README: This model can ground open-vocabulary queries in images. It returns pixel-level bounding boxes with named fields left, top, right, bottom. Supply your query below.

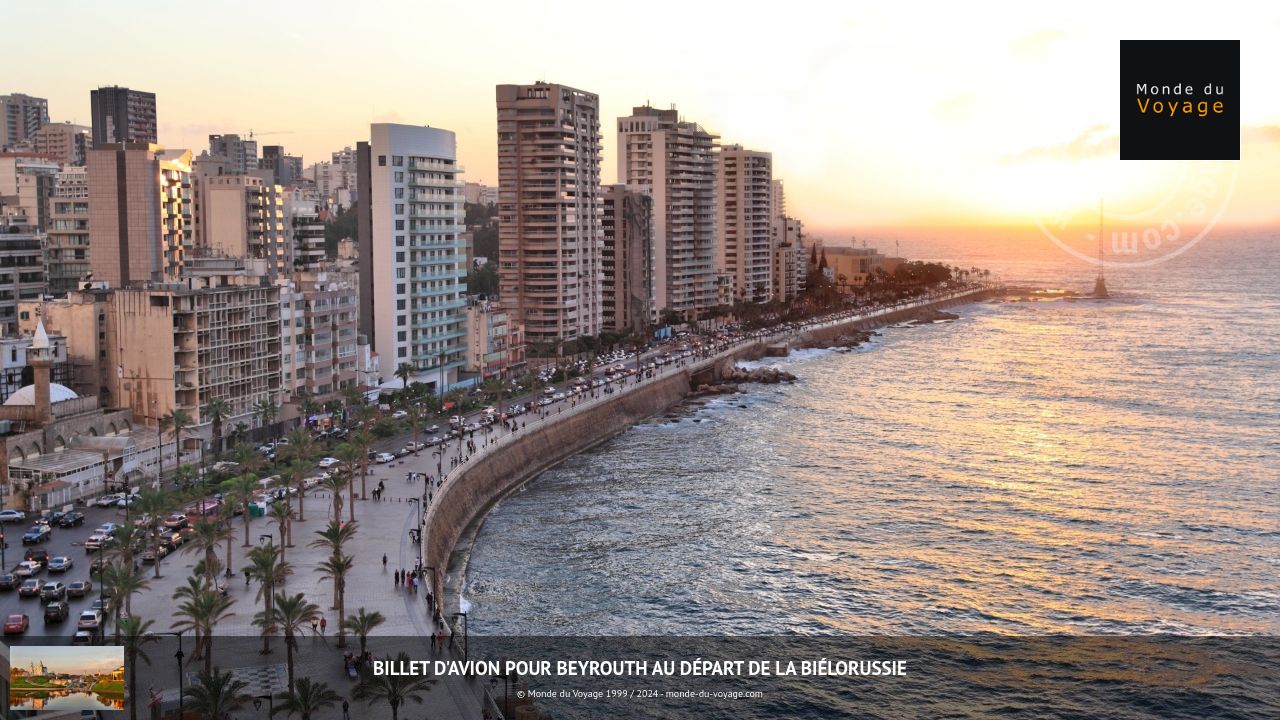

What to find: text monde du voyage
left=1135, top=83, right=1227, bottom=118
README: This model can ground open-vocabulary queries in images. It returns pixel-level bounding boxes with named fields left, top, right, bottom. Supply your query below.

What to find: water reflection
left=10, top=690, right=125, bottom=711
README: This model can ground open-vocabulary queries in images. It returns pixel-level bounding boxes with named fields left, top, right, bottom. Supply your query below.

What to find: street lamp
left=253, top=694, right=274, bottom=715
left=148, top=630, right=186, bottom=719
left=450, top=612, right=468, bottom=663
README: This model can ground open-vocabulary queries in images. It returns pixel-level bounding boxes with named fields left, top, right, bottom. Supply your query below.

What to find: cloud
left=1001, top=124, right=1117, bottom=164
left=931, top=94, right=974, bottom=125
left=1243, top=125, right=1280, bottom=144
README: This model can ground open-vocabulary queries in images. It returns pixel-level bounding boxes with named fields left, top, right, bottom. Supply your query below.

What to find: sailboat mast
left=1093, top=199, right=1109, bottom=298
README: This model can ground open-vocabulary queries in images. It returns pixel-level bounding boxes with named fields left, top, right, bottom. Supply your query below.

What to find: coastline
left=421, top=287, right=1000, bottom=619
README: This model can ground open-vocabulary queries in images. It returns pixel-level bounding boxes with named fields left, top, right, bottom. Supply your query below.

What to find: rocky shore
left=802, top=328, right=879, bottom=350
left=690, top=366, right=797, bottom=397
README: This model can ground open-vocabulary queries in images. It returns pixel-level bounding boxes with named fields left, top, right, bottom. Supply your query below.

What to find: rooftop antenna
left=1093, top=198, right=1109, bottom=298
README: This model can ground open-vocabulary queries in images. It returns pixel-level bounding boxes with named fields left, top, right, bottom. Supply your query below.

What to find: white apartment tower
left=496, top=82, right=604, bottom=342
left=356, top=124, right=467, bottom=392
left=617, top=105, right=719, bottom=317
left=717, top=144, right=774, bottom=303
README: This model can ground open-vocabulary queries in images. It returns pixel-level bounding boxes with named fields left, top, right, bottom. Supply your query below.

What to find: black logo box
left=1120, top=40, right=1239, bottom=160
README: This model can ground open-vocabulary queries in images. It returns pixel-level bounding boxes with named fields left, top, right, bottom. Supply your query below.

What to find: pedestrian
left=311, top=618, right=318, bottom=634
left=394, top=569, right=399, bottom=587
left=320, top=615, right=327, bottom=634
left=412, top=575, right=419, bottom=593
left=244, top=568, right=251, bottom=587
left=437, top=629, right=445, bottom=648
left=342, top=698, right=350, bottom=720
left=382, top=553, right=387, bottom=569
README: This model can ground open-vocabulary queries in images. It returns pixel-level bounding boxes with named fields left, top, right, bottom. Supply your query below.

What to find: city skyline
left=9, top=646, right=123, bottom=676
left=5, top=1, right=1279, bottom=235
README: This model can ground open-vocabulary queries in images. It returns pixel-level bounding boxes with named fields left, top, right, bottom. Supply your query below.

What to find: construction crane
left=248, top=129, right=295, bottom=139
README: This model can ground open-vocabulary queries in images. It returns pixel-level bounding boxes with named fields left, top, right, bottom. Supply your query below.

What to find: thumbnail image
left=8, top=646, right=124, bottom=714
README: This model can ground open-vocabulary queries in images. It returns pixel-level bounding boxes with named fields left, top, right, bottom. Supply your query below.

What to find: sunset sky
left=8, top=1, right=1280, bottom=237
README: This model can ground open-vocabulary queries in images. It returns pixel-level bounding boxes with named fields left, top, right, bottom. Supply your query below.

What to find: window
left=394, top=171, right=404, bottom=182
left=378, top=155, right=386, bottom=166
left=397, top=299, right=406, bottom=310
left=395, top=235, right=404, bottom=247
left=395, top=187, right=404, bottom=199
left=396, top=268, right=406, bottom=278
left=395, top=220, right=404, bottom=231
left=396, top=284, right=405, bottom=295
left=395, top=252, right=405, bottom=263
left=398, top=347, right=407, bottom=357
left=392, top=156, right=404, bottom=166
left=397, top=316, right=406, bottom=326
left=397, top=331, right=407, bottom=341
left=395, top=204, right=404, bottom=215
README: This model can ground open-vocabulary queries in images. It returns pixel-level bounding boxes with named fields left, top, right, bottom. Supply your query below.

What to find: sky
left=7, top=1, right=1280, bottom=239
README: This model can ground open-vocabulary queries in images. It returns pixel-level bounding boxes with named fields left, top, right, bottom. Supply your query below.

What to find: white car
left=83, top=534, right=108, bottom=552
left=392, top=410, right=408, bottom=420
left=317, top=457, right=340, bottom=468
left=405, top=441, right=426, bottom=452
left=0, top=509, right=25, bottom=523
left=95, top=493, right=124, bottom=508
left=374, top=452, right=396, bottom=464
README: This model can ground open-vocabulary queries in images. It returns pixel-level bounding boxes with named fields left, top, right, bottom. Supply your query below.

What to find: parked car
left=96, top=523, right=121, bottom=536
left=94, top=493, right=124, bottom=508
left=3, top=613, right=29, bottom=634
left=40, top=581, right=66, bottom=602
left=17, top=578, right=44, bottom=597
left=139, top=546, right=168, bottom=564
left=67, top=580, right=93, bottom=598
left=47, top=556, right=73, bottom=573
left=116, top=494, right=139, bottom=508
left=89, top=558, right=107, bottom=576
left=0, top=573, right=17, bottom=590
left=317, top=457, right=340, bottom=468
left=0, top=509, right=26, bottom=523
left=22, top=525, right=51, bottom=544
left=83, top=534, right=108, bottom=552
left=374, top=452, right=396, bottom=464
left=43, top=600, right=70, bottom=623
left=392, top=410, right=408, bottom=420
left=76, top=609, right=102, bottom=630
left=71, top=630, right=94, bottom=645
left=57, top=511, right=85, bottom=528
left=405, top=441, right=426, bottom=452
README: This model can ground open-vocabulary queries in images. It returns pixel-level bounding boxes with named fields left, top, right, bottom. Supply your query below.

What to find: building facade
left=190, top=171, right=291, bottom=279
left=90, top=86, right=158, bottom=145
left=617, top=105, right=719, bottom=317
left=463, top=299, right=526, bottom=378
left=0, top=152, right=60, bottom=231
left=279, top=268, right=359, bottom=402
left=601, top=184, right=656, bottom=333
left=716, top=144, right=774, bottom=304
left=356, top=123, right=468, bottom=391
left=207, top=134, right=259, bottom=175
left=496, top=82, right=604, bottom=343
left=0, top=221, right=46, bottom=334
left=0, top=94, right=49, bottom=149
left=45, top=167, right=92, bottom=296
left=771, top=215, right=805, bottom=303
left=86, top=144, right=192, bottom=287
left=33, top=122, right=90, bottom=166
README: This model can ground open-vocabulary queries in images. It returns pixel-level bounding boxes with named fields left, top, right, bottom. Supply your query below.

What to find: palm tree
left=395, top=362, right=416, bottom=390
left=202, top=398, right=232, bottom=464
left=308, top=520, right=357, bottom=558
left=298, top=393, right=322, bottom=432
left=223, top=473, right=261, bottom=547
left=230, top=420, right=250, bottom=447
left=246, top=544, right=292, bottom=655
left=183, top=518, right=232, bottom=586
left=158, top=408, right=194, bottom=482
left=271, top=677, right=341, bottom=720
left=267, top=501, right=295, bottom=562
left=170, top=574, right=236, bottom=674
left=184, top=668, right=250, bottom=720
left=316, top=553, right=353, bottom=648
left=353, top=652, right=437, bottom=720
left=255, top=592, right=319, bottom=692
left=343, top=608, right=386, bottom=656
left=119, top=616, right=157, bottom=720
left=317, top=472, right=347, bottom=522
left=278, top=429, right=315, bottom=531
left=255, top=398, right=280, bottom=441
left=134, top=489, right=176, bottom=579
left=101, top=564, right=150, bottom=639
left=217, top=501, right=238, bottom=577
left=335, top=441, right=363, bottom=520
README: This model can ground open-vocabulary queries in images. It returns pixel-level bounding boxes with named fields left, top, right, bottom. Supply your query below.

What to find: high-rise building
left=771, top=215, right=805, bottom=303
left=496, top=82, right=604, bottom=343
left=261, top=145, right=302, bottom=186
left=189, top=164, right=291, bottom=279
left=90, top=86, right=158, bottom=145
left=287, top=191, right=327, bottom=268
left=86, top=144, right=192, bottom=287
left=0, top=94, right=49, bottom=149
left=717, top=144, right=774, bottom=303
left=463, top=298, right=526, bottom=378
left=0, top=152, right=59, bottom=230
left=617, top=105, right=719, bottom=318
left=0, top=220, right=45, bottom=334
left=206, top=134, right=258, bottom=175
left=45, top=167, right=92, bottom=296
left=601, top=184, right=656, bottom=333
left=356, top=123, right=467, bottom=391
left=278, top=268, right=359, bottom=402
left=33, top=122, right=91, bottom=166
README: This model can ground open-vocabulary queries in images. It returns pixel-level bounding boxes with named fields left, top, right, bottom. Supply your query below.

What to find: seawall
left=422, top=287, right=999, bottom=606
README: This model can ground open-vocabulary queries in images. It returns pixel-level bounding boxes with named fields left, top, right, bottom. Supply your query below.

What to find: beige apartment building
left=45, top=167, right=91, bottom=296
left=717, top=144, right=774, bottom=304
left=190, top=170, right=291, bottom=279
left=601, top=184, right=656, bottom=333
left=0, top=152, right=59, bottom=231
left=463, top=299, right=526, bottom=378
left=496, top=82, right=604, bottom=343
left=771, top=215, right=805, bottom=303
left=33, top=122, right=90, bottom=166
left=86, top=143, right=192, bottom=287
left=617, top=105, right=719, bottom=318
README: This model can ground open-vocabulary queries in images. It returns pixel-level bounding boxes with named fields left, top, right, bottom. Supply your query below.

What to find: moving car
left=96, top=523, right=121, bottom=536
left=0, top=573, right=17, bottom=590
left=83, top=534, right=108, bottom=552
left=0, top=509, right=26, bottom=523
left=18, top=578, right=44, bottom=596
left=43, top=600, right=70, bottom=623
left=14, top=561, right=43, bottom=578
left=47, top=556, right=73, bottom=573
left=57, top=511, right=85, bottom=528
left=95, top=493, right=125, bottom=507
left=40, top=581, right=66, bottom=602
left=71, top=630, right=94, bottom=645
left=317, top=457, right=339, bottom=468
left=163, top=514, right=189, bottom=530
left=67, top=580, right=93, bottom=598
left=4, top=613, right=29, bottom=634
left=392, top=409, right=408, bottom=420
left=375, top=452, right=396, bottom=464
left=77, top=609, right=103, bottom=630
left=22, top=525, right=51, bottom=544
left=23, top=548, right=48, bottom=565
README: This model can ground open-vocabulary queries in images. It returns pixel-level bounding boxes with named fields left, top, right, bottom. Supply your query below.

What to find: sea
left=459, top=228, right=1280, bottom=718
